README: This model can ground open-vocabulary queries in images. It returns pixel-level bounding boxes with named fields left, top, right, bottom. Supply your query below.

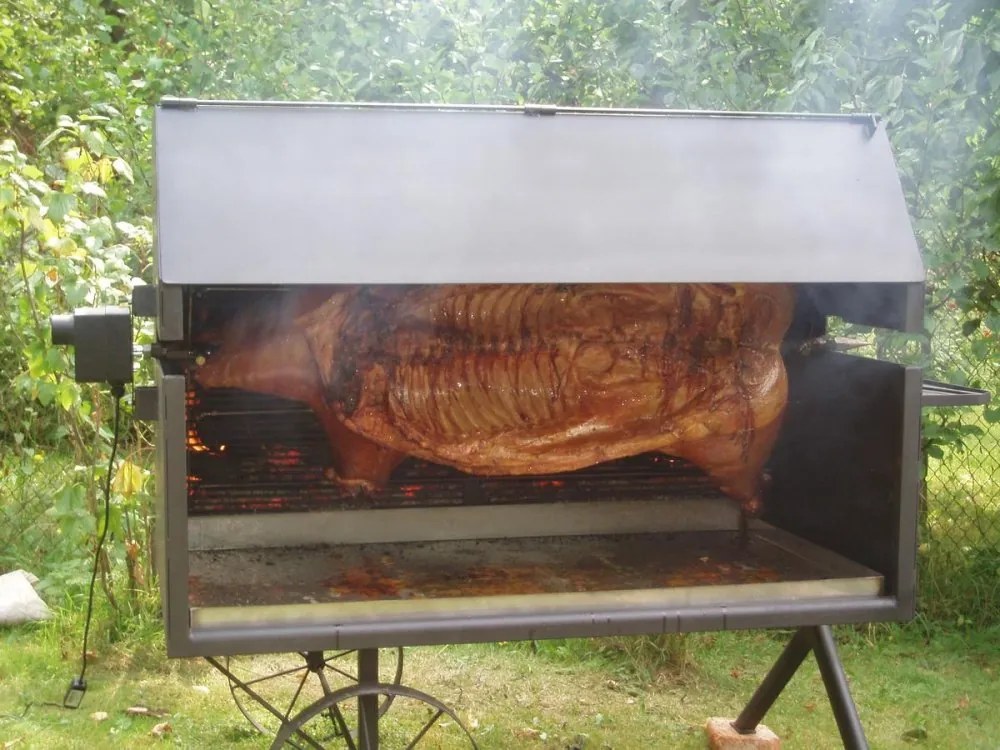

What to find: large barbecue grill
left=53, top=100, right=989, bottom=748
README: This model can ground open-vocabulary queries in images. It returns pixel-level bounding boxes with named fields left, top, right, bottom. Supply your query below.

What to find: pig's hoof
left=323, top=467, right=377, bottom=496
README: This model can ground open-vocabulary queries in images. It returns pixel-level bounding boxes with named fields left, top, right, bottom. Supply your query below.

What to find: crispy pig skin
left=195, top=284, right=795, bottom=510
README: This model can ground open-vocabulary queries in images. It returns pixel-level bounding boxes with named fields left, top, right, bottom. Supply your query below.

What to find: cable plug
left=63, top=677, right=87, bottom=709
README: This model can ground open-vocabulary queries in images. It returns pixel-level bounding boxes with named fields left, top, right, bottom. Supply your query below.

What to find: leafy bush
left=0, top=120, right=153, bottom=606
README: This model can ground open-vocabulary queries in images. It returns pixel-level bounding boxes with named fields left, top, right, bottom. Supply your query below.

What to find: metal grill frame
left=150, top=102, right=927, bottom=659
left=153, top=295, right=922, bottom=659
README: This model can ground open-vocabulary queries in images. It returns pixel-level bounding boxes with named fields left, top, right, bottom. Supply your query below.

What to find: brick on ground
left=705, top=717, right=781, bottom=749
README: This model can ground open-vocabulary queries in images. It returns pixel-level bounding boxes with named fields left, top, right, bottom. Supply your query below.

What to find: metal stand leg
left=358, top=649, right=379, bottom=750
left=731, top=628, right=812, bottom=734
left=812, top=626, right=869, bottom=749
left=731, top=626, right=869, bottom=750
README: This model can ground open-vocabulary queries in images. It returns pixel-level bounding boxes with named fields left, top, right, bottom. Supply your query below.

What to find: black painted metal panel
left=174, top=598, right=902, bottom=657
left=764, top=351, right=920, bottom=609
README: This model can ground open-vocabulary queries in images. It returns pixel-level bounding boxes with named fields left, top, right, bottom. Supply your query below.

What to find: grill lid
left=154, top=100, right=922, bottom=286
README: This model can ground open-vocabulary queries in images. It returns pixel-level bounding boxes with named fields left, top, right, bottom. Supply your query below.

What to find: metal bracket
left=921, top=380, right=991, bottom=407
left=131, top=284, right=158, bottom=317
left=863, top=114, right=880, bottom=139
left=160, top=96, right=200, bottom=110
left=134, top=386, right=159, bottom=421
left=523, top=104, right=558, bottom=116
left=156, top=285, right=185, bottom=342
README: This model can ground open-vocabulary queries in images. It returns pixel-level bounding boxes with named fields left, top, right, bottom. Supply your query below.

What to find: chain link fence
left=0, top=453, right=93, bottom=590
left=919, top=322, right=1000, bottom=626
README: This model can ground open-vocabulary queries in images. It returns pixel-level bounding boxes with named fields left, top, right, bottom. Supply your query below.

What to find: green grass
left=2, top=606, right=999, bottom=749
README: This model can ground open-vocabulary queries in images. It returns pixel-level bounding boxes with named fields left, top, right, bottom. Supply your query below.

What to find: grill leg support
left=812, top=626, right=869, bottom=750
left=729, top=626, right=869, bottom=750
left=358, top=649, right=380, bottom=750
left=731, top=628, right=812, bottom=735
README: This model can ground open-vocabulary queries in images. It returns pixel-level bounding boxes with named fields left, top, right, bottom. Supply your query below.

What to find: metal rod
left=159, top=97, right=878, bottom=124
left=292, top=725, right=328, bottom=750
left=404, top=709, right=444, bottom=750
left=731, top=628, right=813, bottom=734
left=330, top=702, right=359, bottom=750
left=204, top=656, right=291, bottom=726
left=358, top=649, right=380, bottom=750
left=286, top=670, right=311, bottom=720
left=314, top=669, right=353, bottom=748
left=811, top=625, right=870, bottom=750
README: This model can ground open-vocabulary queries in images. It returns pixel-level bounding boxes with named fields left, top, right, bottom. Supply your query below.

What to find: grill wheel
left=223, top=648, right=404, bottom=741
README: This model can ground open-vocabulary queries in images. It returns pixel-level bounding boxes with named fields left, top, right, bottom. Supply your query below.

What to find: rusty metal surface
left=188, top=527, right=881, bottom=621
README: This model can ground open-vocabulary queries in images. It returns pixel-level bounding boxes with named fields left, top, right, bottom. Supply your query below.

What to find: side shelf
left=921, top=381, right=991, bottom=407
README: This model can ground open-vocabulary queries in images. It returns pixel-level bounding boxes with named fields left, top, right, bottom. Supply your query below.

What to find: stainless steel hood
left=153, top=101, right=923, bottom=287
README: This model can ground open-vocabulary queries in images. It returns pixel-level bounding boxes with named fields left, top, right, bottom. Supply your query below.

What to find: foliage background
left=1, top=0, right=998, bottom=629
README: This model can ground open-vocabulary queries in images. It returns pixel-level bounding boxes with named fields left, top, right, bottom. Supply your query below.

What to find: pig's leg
left=316, top=410, right=406, bottom=492
left=663, top=416, right=783, bottom=516
left=194, top=330, right=320, bottom=406
left=195, top=329, right=404, bottom=492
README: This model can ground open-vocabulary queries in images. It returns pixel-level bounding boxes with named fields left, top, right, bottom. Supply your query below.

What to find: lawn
left=2, top=611, right=998, bottom=749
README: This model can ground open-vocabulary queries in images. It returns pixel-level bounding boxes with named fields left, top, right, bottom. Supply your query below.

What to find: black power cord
left=63, top=384, right=125, bottom=709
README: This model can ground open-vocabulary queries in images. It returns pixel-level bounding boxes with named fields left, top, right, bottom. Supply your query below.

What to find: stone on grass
left=0, top=570, right=52, bottom=624
left=705, top=717, right=781, bottom=749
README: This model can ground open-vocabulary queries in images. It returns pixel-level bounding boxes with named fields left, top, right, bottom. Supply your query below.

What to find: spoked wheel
left=270, top=683, right=480, bottom=750
left=215, top=649, right=404, bottom=738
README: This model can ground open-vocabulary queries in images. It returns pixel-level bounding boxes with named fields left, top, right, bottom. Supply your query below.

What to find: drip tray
left=189, top=525, right=882, bottom=630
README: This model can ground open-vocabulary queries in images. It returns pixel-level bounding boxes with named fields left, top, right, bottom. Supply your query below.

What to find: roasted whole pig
left=195, top=284, right=795, bottom=512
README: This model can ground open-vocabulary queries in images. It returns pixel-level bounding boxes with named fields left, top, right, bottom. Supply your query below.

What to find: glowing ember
left=532, top=479, right=566, bottom=488
left=186, top=428, right=209, bottom=453
left=266, top=448, right=304, bottom=468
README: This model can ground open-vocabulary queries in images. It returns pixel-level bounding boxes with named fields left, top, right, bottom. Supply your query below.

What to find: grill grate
left=186, top=383, right=719, bottom=516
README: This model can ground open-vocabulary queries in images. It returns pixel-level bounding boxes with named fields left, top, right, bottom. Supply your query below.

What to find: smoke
left=193, top=0, right=995, bottom=349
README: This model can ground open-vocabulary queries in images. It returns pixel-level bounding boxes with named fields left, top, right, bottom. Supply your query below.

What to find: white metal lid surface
left=153, top=101, right=924, bottom=286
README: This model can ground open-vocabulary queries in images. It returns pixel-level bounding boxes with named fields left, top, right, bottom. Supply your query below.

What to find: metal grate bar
left=185, top=383, right=717, bottom=516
